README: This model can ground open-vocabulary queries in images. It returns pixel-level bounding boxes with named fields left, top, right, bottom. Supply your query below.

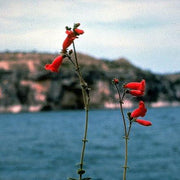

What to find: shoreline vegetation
left=0, top=101, right=180, bottom=114
left=0, top=51, right=180, bottom=114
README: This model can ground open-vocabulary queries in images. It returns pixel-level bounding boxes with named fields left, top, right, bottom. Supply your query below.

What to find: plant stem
left=114, top=84, right=129, bottom=180
left=72, top=42, right=90, bottom=180
left=114, top=84, right=127, bottom=136
left=123, top=136, right=128, bottom=180
left=79, top=98, right=89, bottom=180
left=127, top=122, right=132, bottom=137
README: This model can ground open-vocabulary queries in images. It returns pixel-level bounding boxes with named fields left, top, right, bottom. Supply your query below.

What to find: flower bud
left=69, top=49, right=73, bottom=55
left=127, top=112, right=133, bottom=121
left=74, top=23, right=81, bottom=28
left=113, top=78, right=119, bottom=84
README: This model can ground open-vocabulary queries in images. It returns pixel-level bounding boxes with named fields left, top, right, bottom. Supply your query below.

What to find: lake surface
left=0, top=107, right=180, bottom=180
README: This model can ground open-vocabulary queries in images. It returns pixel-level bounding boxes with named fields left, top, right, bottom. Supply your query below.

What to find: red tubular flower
left=62, top=30, right=76, bottom=51
left=62, top=28, right=84, bottom=51
left=135, top=119, right=152, bottom=126
left=45, top=55, right=63, bottom=73
left=131, top=101, right=147, bottom=118
left=129, top=90, right=144, bottom=96
left=124, top=79, right=146, bottom=92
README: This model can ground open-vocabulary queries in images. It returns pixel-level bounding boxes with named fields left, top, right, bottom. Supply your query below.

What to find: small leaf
left=77, top=169, right=85, bottom=175
left=68, top=178, right=77, bottom=180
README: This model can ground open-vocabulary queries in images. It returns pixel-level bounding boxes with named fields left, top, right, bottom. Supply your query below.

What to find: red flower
left=45, top=55, right=63, bottom=72
left=131, top=101, right=147, bottom=118
left=62, top=30, right=76, bottom=51
left=113, top=78, right=119, bottom=84
left=135, top=119, right=152, bottom=126
left=62, top=28, right=84, bottom=51
left=129, top=90, right=144, bottom=96
left=124, top=79, right=145, bottom=92
left=45, top=24, right=84, bottom=73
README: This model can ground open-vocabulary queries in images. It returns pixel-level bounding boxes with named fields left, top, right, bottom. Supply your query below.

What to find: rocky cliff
left=0, top=52, right=180, bottom=113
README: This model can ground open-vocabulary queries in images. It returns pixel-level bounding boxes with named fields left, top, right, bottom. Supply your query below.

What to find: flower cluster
left=113, top=79, right=152, bottom=126
left=45, top=23, right=84, bottom=73
left=62, top=27, right=84, bottom=51
left=124, top=79, right=152, bottom=126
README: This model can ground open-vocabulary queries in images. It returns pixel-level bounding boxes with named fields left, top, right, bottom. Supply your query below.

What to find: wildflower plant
left=44, top=22, right=152, bottom=180
left=45, top=23, right=91, bottom=180
left=112, top=79, right=152, bottom=180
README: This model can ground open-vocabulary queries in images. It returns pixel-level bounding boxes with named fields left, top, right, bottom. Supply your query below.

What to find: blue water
left=0, top=107, right=180, bottom=180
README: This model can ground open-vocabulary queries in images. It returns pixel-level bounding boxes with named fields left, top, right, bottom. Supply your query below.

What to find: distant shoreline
left=0, top=101, right=180, bottom=114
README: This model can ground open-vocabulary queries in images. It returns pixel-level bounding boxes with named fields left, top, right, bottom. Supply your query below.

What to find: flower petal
left=45, top=55, right=63, bottom=73
left=129, top=90, right=144, bottom=96
left=135, top=119, right=152, bottom=126
left=131, top=101, right=147, bottom=118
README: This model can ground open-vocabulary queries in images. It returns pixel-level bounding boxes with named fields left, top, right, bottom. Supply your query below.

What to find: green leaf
left=68, top=178, right=77, bottom=180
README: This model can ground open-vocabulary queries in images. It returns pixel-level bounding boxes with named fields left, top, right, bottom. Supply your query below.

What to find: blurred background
left=0, top=0, right=180, bottom=180
left=0, top=0, right=179, bottom=73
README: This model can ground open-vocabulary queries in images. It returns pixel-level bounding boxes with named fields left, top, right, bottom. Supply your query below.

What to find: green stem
left=114, top=84, right=130, bottom=180
left=73, top=42, right=80, bottom=68
left=79, top=97, right=90, bottom=180
left=72, top=42, right=90, bottom=180
left=122, top=117, right=132, bottom=180
left=114, top=84, right=127, bottom=136
left=123, top=136, right=128, bottom=180
left=127, top=122, right=132, bottom=137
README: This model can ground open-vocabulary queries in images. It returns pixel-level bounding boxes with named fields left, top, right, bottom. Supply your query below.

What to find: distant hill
left=0, top=52, right=180, bottom=113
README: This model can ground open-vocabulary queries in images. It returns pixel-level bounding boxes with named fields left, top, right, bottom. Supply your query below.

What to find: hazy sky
left=0, top=0, right=179, bottom=73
